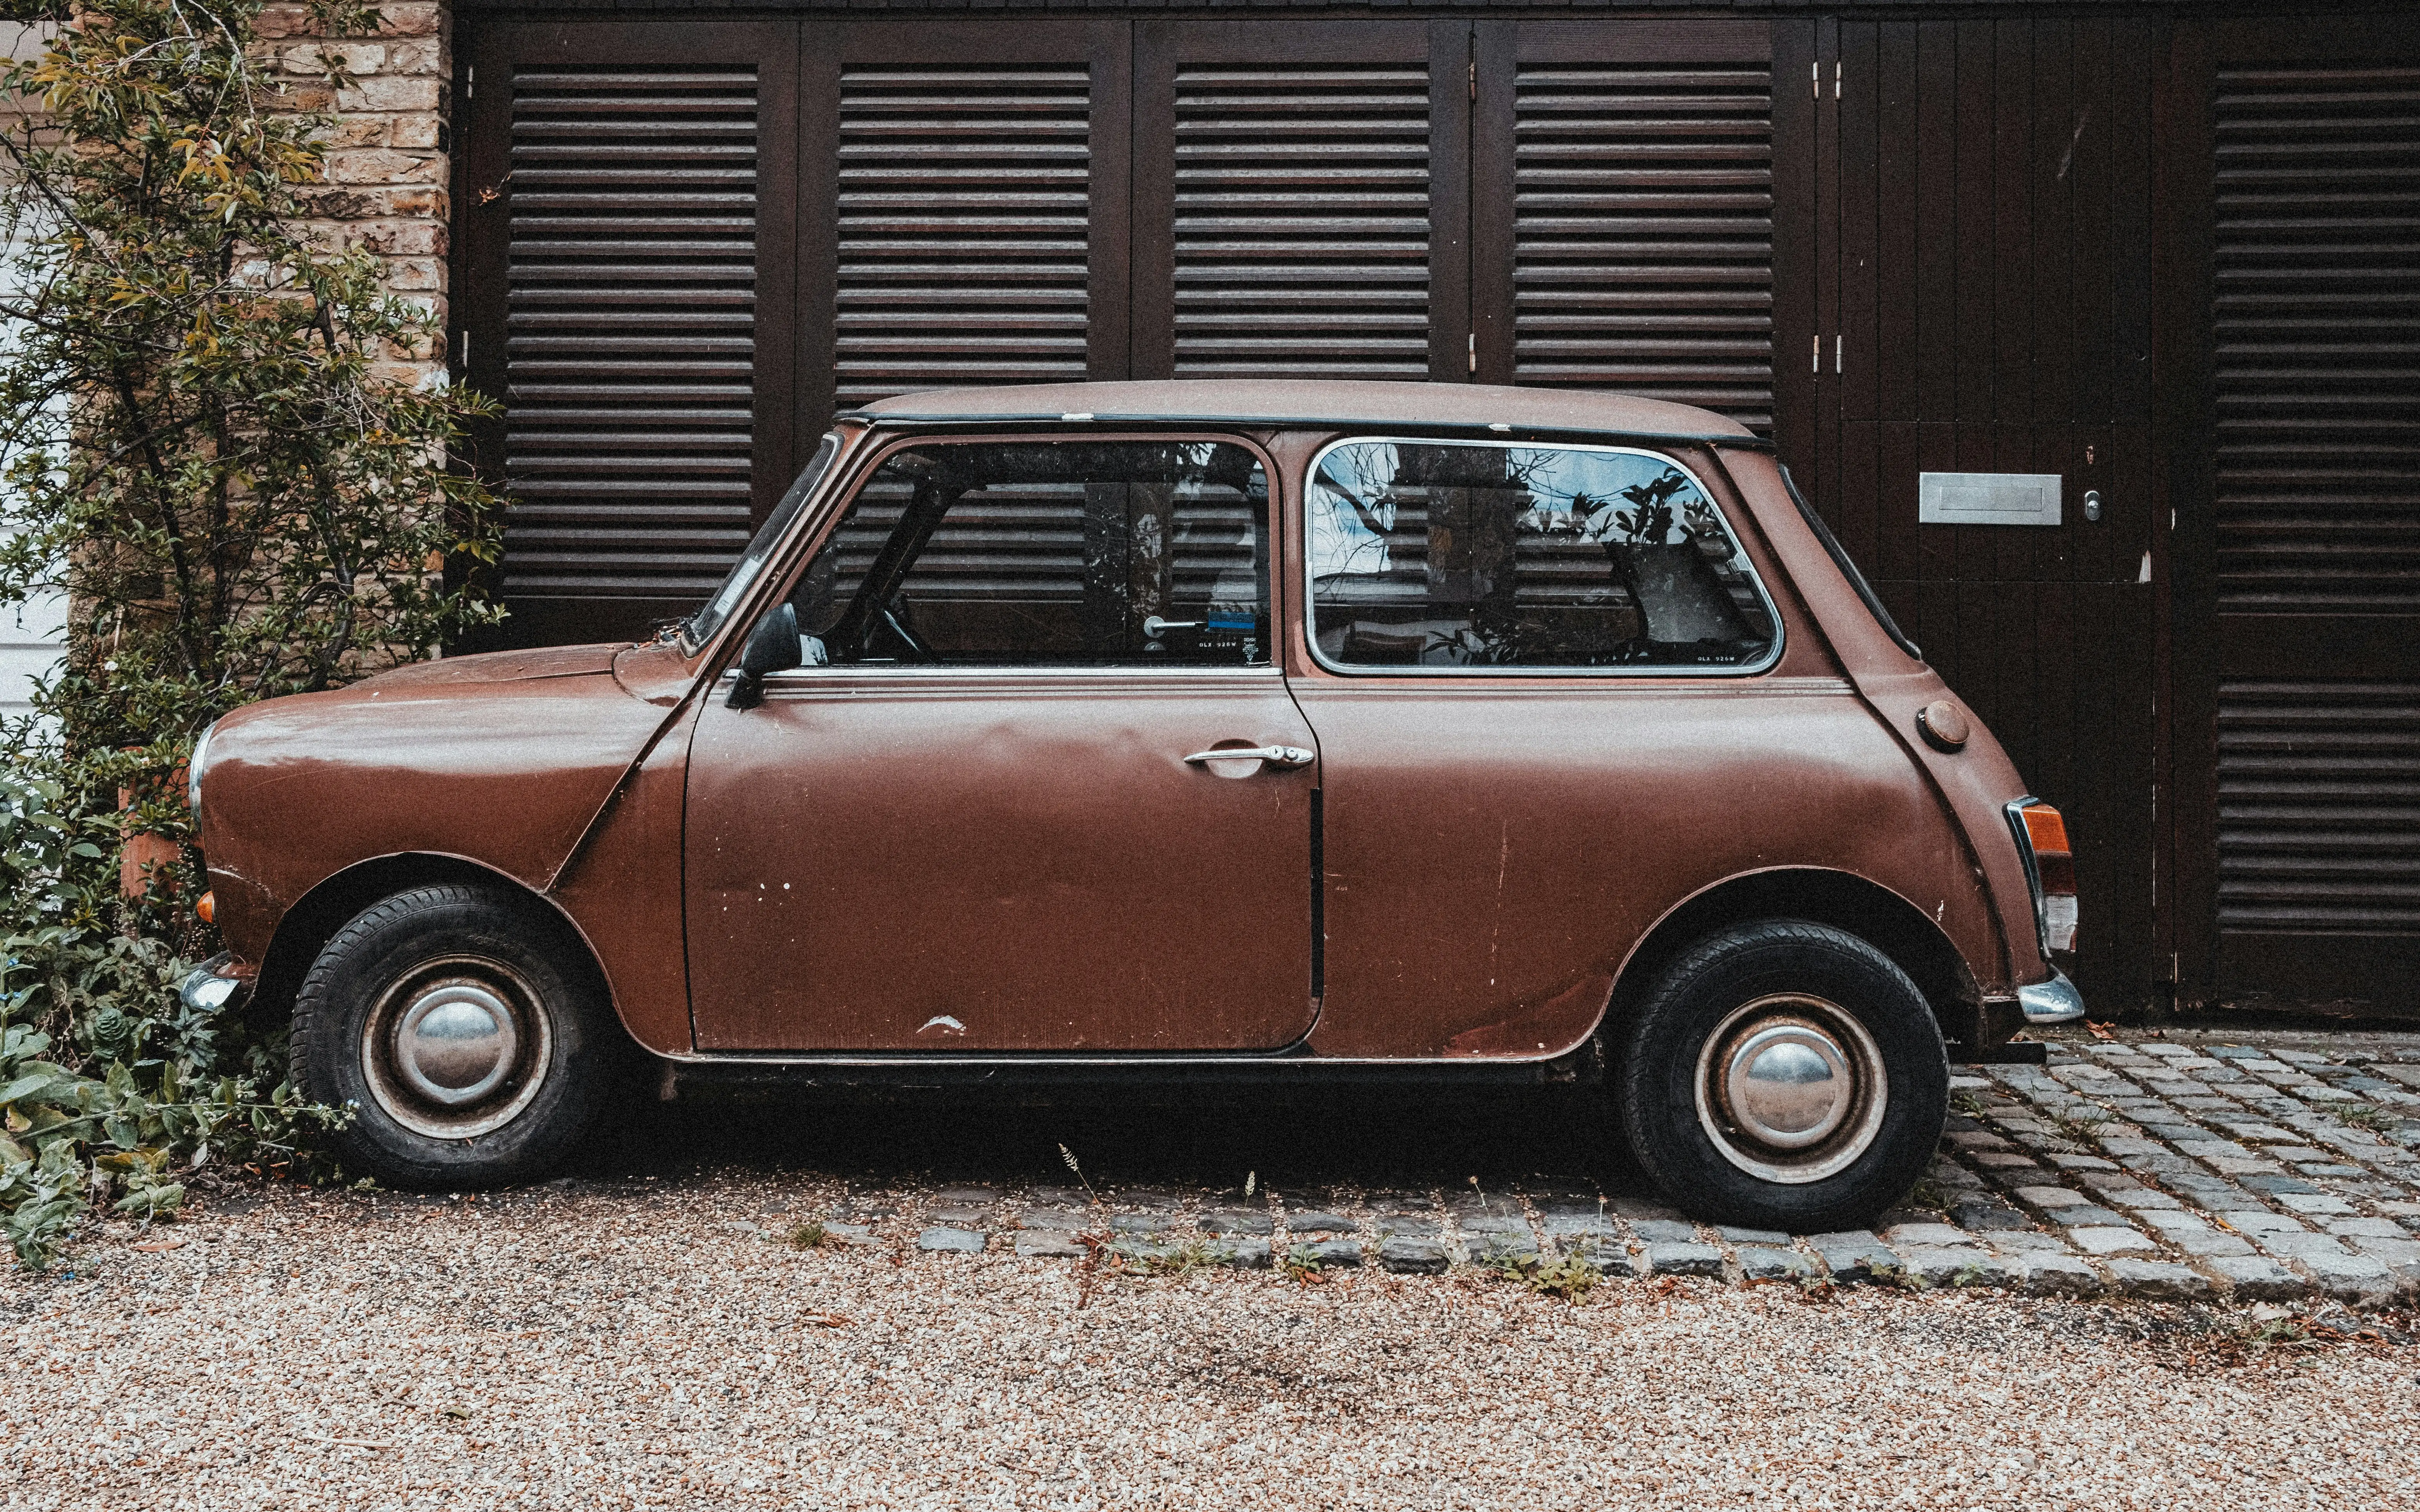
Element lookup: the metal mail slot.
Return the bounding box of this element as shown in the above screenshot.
[1917,472,2063,527]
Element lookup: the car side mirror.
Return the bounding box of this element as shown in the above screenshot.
[727,603,802,709]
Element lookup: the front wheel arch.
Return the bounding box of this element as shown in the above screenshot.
[252,854,619,1036]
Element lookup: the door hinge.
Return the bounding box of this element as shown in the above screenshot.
[1813,333,1821,375]
[1834,60,1842,99]
[1813,61,1821,100]
[1468,333,1477,374]
[1835,333,1843,374]
[1469,60,1476,100]
[465,64,473,100]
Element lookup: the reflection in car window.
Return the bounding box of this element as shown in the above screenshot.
[683,433,840,651]
[785,440,1269,667]
[1307,440,1779,671]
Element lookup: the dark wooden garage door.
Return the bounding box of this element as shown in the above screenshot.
[2175,21,2420,1008]
[458,17,1784,645]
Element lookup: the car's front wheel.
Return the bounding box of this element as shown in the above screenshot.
[292,883,622,1188]
[1617,918,1947,1233]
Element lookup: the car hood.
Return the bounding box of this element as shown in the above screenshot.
[351,642,627,690]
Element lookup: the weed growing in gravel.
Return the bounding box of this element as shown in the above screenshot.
[1905,1177,1952,1211]
[2052,1111,2114,1144]
[1950,1091,1989,1119]
[1490,1251,1601,1303]
[1128,1238,1220,1277]
[785,1221,828,1251]
[1281,1243,1325,1284]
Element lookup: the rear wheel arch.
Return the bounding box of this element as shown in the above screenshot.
[1601,868,1979,1046]
[253,854,615,1027]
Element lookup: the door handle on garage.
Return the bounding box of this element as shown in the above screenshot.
[1182,745,1314,770]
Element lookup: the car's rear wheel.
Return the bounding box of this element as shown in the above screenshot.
[292,884,621,1188]
[1617,918,1946,1233]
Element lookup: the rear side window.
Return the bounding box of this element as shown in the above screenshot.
[1306,438,1780,672]
[788,439,1270,667]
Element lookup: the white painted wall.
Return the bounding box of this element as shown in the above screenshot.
[1,21,63,729]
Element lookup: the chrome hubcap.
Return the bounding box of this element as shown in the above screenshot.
[363,958,550,1139]
[1695,994,1888,1185]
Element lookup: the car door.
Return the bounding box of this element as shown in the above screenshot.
[683,434,1319,1052]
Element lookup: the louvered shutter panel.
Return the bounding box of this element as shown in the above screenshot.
[834,67,1092,407]
[1172,64,1432,380]
[2218,681,2420,936]
[2206,57,2420,1000]
[500,66,762,619]
[2213,64,2420,616]
[1511,59,1775,431]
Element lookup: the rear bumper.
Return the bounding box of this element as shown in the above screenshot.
[2016,967,2086,1024]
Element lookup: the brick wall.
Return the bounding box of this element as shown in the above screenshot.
[255,1,450,387]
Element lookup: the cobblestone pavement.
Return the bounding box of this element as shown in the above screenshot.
[757,1029,2420,1305]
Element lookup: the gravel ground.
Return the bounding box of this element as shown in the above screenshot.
[7,1024,2420,1509]
[5,1177,2418,1512]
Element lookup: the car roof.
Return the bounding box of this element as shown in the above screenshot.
[845,380,1764,445]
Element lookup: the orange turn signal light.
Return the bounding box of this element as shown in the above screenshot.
[195,890,216,926]
[2016,803,2070,859]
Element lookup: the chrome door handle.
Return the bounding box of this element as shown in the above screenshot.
[1143,615,1203,638]
[1182,745,1314,770]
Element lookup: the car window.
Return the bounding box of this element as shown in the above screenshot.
[684,433,840,651]
[1306,439,1779,672]
[785,440,1270,667]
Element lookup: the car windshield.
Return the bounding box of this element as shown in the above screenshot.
[681,434,840,652]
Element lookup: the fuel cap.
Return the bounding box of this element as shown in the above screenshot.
[1916,699,1970,752]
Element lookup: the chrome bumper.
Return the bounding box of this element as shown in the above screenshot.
[2016,967,2086,1024]
[179,953,251,1015]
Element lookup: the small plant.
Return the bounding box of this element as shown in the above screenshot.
[1126,1237,1219,1277]
[785,1220,828,1250]
[1950,1091,1988,1118]
[2336,1104,2398,1134]
[1905,1177,1951,1212]
[1491,1250,1602,1303]
[2052,1111,2113,1145]
[1281,1242,1325,1284]
[1058,1143,1101,1205]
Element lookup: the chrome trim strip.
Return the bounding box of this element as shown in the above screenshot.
[2016,968,2086,1024]
[2003,794,2050,955]
[1298,435,1787,680]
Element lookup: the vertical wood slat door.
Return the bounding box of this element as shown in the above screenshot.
[2176,22,2420,1006]
[1130,21,1470,383]
[458,22,797,649]
[1471,21,1779,434]
[796,22,1132,424]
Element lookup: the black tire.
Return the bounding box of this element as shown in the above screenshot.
[291,884,622,1189]
[1616,918,1946,1233]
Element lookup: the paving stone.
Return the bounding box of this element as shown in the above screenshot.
[2014,1185,2092,1208]
[1110,1213,1173,1234]
[1988,1231,2073,1255]
[1629,1219,1701,1243]
[1541,1214,1617,1238]
[2206,1255,2304,1300]
[917,1227,987,1253]
[1881,1222,1970,1249]
[2048,1205,2133,1228]
[1638,1241,1725,1279]
[2069,1226,2160,1256]
[1950,1199,2034,1231]
[821,1222,876,1243]
[1373,1216,1442,1239]
[2299,1250,2396,1301]
[1810,1234,1899,1284]
[1200,1211,1273,1236]
[1609,1197,1685,1221]
[2104,1258,2213,1300]
[1013,1232,1086,1259]
[1734,1247,1811,1282]
[2045,1154,2120,1171]
[1716,1225,1790,1244]
[2209,1156,2287,1175]
[2018,1253,2105,1296]
[2241,1174,2322,1196]
[1459,1215,1532,1236]
[1970,1151,2042,1170]
[1286,1212,1357,1235]
[1903,1248,2015,1290]
[2169,1231,2257,1258]
[1212,1238,1273,1270]
[932,1186,998,1205]
[2260,1231,2354,1262]
[1301,1238,1363,1270]
[1378,1237,1448,1274]
[2325,1217,2408,1238]
[2276,1193,2357,1216]
[2346,1235,2420,1272]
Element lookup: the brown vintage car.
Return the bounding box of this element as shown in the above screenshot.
[184,381,2082,1231]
